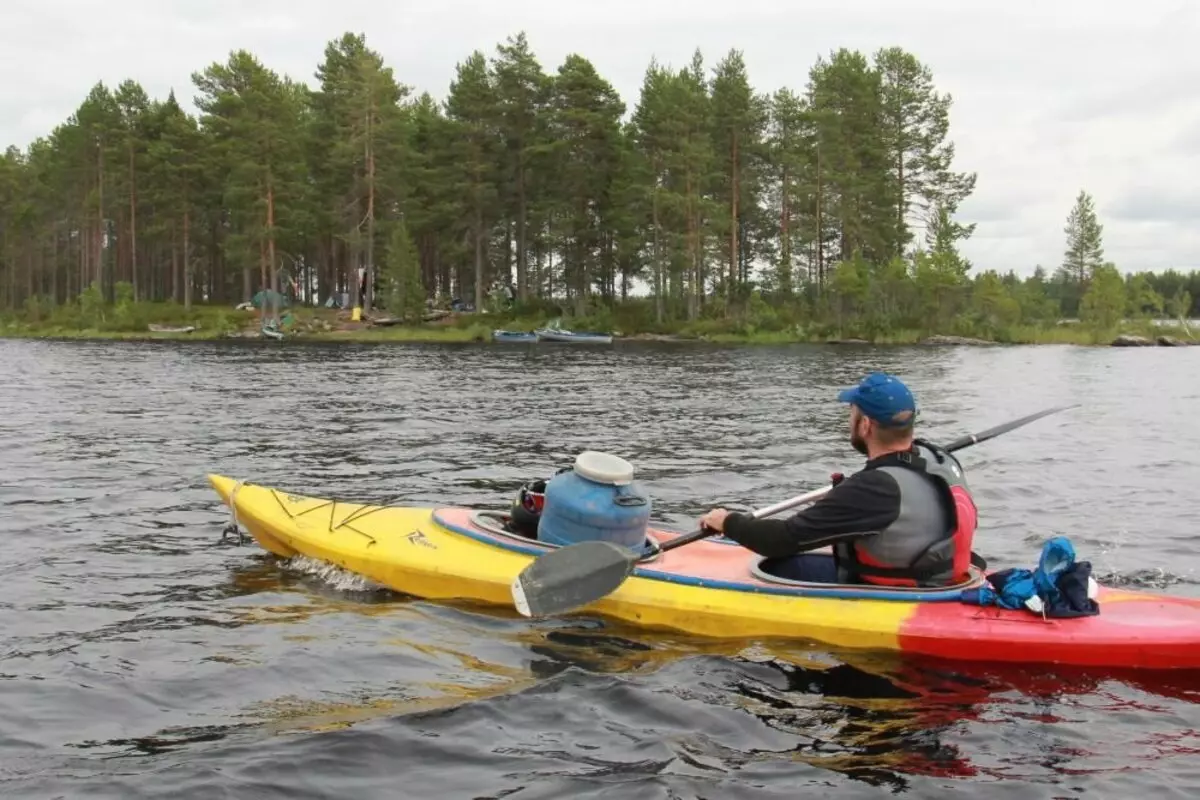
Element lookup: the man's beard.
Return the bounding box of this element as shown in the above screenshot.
[850,428,868,456]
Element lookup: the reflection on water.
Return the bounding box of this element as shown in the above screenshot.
[0,338,1199,798]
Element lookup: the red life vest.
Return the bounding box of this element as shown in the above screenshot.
[832,441,981,587]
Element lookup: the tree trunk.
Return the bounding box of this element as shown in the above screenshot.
[781,163,792,293]
[267,179,278,323]
[95,141,104,290]
[129,143,138,300]
[77,213,85,298]
[25,241,33,306]
[473,202,484,312]
[504,219,512,295]
[516,164,528,301]
[686,171,699,321]
[728,132,738,308]
[364,106,376,314]
[171,220,179,303]
[51,228,60,305]
[574,199,587,317]
[183,206,192,311]
[896,140,905,259]
[318,232,332,307]
[815,144,825,290]
[2,227,9,309]
[652,171,664,324]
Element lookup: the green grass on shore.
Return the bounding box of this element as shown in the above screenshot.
[0,299,1192,347]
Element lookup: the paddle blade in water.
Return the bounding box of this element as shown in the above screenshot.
[511,540,638,618]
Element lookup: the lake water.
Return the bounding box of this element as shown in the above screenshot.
[1,338,1198,798]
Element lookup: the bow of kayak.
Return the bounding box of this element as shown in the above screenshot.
[208,474,1200,671]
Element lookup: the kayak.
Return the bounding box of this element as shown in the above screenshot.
[533,327,613,344]
[491,329,537,343]
[207,473,1200,671]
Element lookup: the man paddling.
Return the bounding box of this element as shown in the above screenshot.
[698,372,979,587]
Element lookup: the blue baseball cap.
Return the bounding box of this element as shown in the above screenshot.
[837,372,917,427]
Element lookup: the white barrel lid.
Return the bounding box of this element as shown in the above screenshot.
[573,451,634,485]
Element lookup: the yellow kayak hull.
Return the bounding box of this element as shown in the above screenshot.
[208,474,1200,670]
[208,474,913,650]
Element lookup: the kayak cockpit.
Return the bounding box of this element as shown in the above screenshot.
[435,507,982,601]
[749,555,987,601]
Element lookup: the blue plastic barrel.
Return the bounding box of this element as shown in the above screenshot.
[537,451,652,549]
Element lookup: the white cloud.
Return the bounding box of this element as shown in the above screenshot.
[1,0,1196,275]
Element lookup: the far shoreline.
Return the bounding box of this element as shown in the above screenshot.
[2,323,1195,349]
[3,299,1197,349]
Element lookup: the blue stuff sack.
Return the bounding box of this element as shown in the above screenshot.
[961,536,1101,618]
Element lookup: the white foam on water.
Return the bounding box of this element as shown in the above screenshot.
[1076,527,1197,589]
[282,555,389,593]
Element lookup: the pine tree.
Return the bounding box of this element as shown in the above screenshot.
[402,93,461,301]
[807,50,896,268]
[74,83,121,295]
[545,54,625,315]
[193,50,308,310]
[671,50,718,319]
[147,91,205,308]
[113,80,150,300]
[709,49,768,307]
[310,33,409,313]
[445,52,500,312]
[874,47,976,255]
[490,32,550,302]
[1063,189,1105,285]
[383,218,424,322]
[630,60,676,322]
[765,88,809,295]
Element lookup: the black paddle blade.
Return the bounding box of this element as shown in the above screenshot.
[511,540,639,618]
[943,403,1080,452]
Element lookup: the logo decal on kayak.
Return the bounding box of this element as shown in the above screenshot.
[286,494,306,504]
[407,530,436,549]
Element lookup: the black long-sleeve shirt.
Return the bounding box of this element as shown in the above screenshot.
[722,466,903,558]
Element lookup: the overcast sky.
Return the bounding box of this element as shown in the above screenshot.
[2,0,1197,275]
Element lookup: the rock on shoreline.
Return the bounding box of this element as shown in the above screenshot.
[825,335,999,346]
[1111,334,1199,347]
[919,335,998,346]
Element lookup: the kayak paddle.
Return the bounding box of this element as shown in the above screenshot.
[510,403,1079,619]
[939,403,1080,451]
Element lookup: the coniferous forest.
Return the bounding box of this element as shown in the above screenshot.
[0,31,1197,342]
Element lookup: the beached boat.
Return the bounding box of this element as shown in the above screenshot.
[492,330,538,343]
[534,326,613,344]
